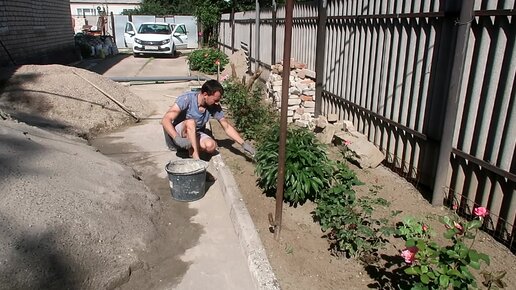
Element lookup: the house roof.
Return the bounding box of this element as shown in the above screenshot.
[70,0,141,4]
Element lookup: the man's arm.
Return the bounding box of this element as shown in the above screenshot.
[218,117,245,145]
[162,104,182,139]
[218,118,256,156]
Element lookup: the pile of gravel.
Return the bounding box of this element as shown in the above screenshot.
[0,64,152,138]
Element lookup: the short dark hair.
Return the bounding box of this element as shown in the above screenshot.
[201,80,224,96]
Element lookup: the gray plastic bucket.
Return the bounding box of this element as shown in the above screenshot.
[165,159,208,202]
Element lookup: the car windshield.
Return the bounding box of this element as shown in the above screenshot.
[138,24,171,35]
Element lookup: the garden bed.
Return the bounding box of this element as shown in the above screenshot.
[210,120,516,290]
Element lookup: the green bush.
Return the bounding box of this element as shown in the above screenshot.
[187,48,228,74]
[255,125,333,206]
[222,80,277,141]
[314,163,397,259]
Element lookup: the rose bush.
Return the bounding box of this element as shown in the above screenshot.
[400,206,506,289]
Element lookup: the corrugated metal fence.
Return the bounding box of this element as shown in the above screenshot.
[219,0,516,250]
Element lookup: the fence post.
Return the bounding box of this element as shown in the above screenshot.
[230,6,235,53]
[314,0,327,117]
[110,12,115,40]
[431,0,475,205]
[255,0,260,70]
[271,1,277,65]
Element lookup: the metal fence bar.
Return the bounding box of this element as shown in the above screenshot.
[218,0,516,250]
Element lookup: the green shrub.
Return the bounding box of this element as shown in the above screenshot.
[255,125,333,205]
[314,162,398,259]
[187,48,228,74]
[222,80,277,141]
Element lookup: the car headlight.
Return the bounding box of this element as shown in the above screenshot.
[134,38,142,44]
[161,39,170,45]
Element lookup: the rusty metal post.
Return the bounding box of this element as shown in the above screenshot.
[314,0,327,117]
[274,0,294,240]
[432,0,475,205]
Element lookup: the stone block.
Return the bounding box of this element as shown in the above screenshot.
[295,120,310,128]
[288,98,302,106]
[334,132,385,168]
[302,69,316,79]
[303,89,316,96]
[303,101,316,108]
[295,82,309,91]
[314,115,328,129]
[343,120,356,132]
[301,113,313,121]
[327,113,338,123]
[289,86,301,95]
[300,95,314,102]
[316,124,336,144]
[304,107,315,113]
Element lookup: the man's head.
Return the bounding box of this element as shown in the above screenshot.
[200,80,224,106]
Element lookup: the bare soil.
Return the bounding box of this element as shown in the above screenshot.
[210,120,516,290]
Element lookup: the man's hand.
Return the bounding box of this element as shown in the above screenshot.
[173,136,192,149]
[242,141,255,157]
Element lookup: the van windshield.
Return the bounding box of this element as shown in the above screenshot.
[138,24,171,35]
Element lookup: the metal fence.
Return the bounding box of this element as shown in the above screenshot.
[219,0,516,250]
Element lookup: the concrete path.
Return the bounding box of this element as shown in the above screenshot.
[88,54,278,289]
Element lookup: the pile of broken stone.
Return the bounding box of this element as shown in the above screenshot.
[265,60,385,169]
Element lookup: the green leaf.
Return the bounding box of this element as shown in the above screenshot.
[405,267,418,275]
[467,219,482,230]
[406,239,416,247]
[469,260,480,270]
[447,269,463,278]
[426,271,436,280]
[444,229,456,239]
[468,250,479,262]
[421,265,429,273]
[478,253,490,265]
[439,275,449,287]
[420,274,430,284]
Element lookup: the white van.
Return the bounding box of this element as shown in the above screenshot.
[123,22,188,57]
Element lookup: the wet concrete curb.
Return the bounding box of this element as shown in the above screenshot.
[212,155,281,290]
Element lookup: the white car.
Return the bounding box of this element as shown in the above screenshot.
[124,22,188,57]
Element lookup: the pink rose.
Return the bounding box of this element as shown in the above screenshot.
[422,224,428,232]
[344,140,352,146]
[215,59,220,65]
[474,207,488,218]
[453,204,458,210]
[401,246,418,264]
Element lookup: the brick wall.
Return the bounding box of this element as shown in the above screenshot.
[0,0,78,67]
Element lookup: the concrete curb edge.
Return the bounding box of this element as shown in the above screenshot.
[212,154,281,290]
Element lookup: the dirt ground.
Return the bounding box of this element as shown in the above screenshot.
[210,120,516,290]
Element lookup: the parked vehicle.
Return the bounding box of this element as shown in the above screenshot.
[123,22,188,57]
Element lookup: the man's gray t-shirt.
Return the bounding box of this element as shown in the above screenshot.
[173,91,225,130]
